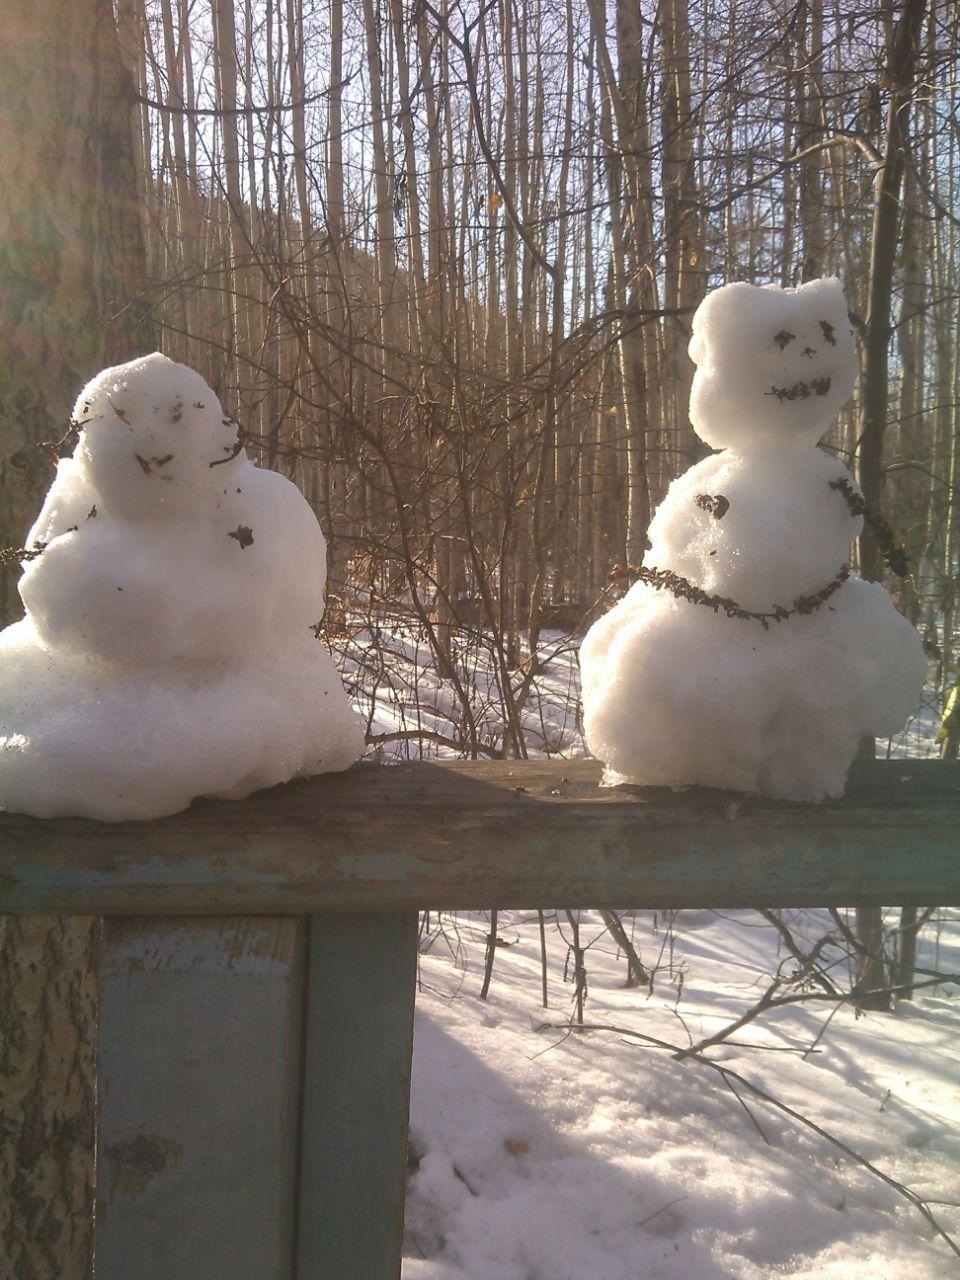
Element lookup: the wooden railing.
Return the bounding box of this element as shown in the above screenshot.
[1,757,958,1279]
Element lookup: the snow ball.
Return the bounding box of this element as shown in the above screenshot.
[689,277,857,451]
[645,447,859,614]
[0,353,365,820]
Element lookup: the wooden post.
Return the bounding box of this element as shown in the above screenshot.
[296,912,418,1280]
[95,917,304,1280]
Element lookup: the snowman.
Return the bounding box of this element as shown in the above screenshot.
[0,353,365,820]
[579,278,926,801]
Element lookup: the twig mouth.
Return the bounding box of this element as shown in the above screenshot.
[766,377,831,403]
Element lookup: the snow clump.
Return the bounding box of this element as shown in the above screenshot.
[579,278,926,800]
[0,353,364,820]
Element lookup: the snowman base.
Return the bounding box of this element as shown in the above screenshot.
[0,619,364,821]
[581,578,926,804]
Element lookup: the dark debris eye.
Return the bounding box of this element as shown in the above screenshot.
[819,319,837,346]
[695,493,730,520]
[774,330,796,351]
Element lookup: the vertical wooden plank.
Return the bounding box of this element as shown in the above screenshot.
[0,915,98,1280]
[95,916,304,1280]
[296,912,418,1280]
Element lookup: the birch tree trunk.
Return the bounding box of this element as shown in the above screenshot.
[0,3,148,1275]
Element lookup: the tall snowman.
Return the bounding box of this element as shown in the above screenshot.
[579,278,925,801]
[0,353,365,820]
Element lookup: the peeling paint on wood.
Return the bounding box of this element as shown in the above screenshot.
[103,916,296,976]
[95,917,303,1280]
[104,1133,183,1198]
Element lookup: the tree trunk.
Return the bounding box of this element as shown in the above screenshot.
[588,0,652,563]
[361,0,399,379]
[0,0,149,619]
[894,905,921,999]
[0,3,149,1274]
[211,0,246,387]
[855,0,927,1012]
[659,0,704,467]
[797,0,825,280]
[853,904,888,1009]
[0,919,100,1280]
[858,0,927,582]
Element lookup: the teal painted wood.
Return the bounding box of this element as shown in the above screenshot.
[95,917,304,1280]
[296,911,419,1279]
[2,760,958,915]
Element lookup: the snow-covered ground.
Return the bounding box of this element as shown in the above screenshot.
[338,617,585,760]
[404,908,960,1279]
[333,619,956,1276]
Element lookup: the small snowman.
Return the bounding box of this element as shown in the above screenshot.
[580,278,926,801]
[0,353,365,820]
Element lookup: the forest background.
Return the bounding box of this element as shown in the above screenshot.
[4,0,958,768]
[1,6,958,1270]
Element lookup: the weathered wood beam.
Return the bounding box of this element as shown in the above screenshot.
[1,760,957,914]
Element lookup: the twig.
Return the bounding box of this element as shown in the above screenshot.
[609,562,851,630]
[536,1022,960,1259]
[634,1195,689,1230]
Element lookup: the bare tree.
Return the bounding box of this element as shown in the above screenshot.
[0,4,150,1275]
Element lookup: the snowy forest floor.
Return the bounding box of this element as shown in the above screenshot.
[331,619,957,1277]
[403,907,960,1279]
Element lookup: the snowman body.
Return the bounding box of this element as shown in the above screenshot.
[580,279,926,800]
[0,353,364,820]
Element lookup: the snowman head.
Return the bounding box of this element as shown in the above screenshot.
[688,278,857,452]
[72,353,243,517]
